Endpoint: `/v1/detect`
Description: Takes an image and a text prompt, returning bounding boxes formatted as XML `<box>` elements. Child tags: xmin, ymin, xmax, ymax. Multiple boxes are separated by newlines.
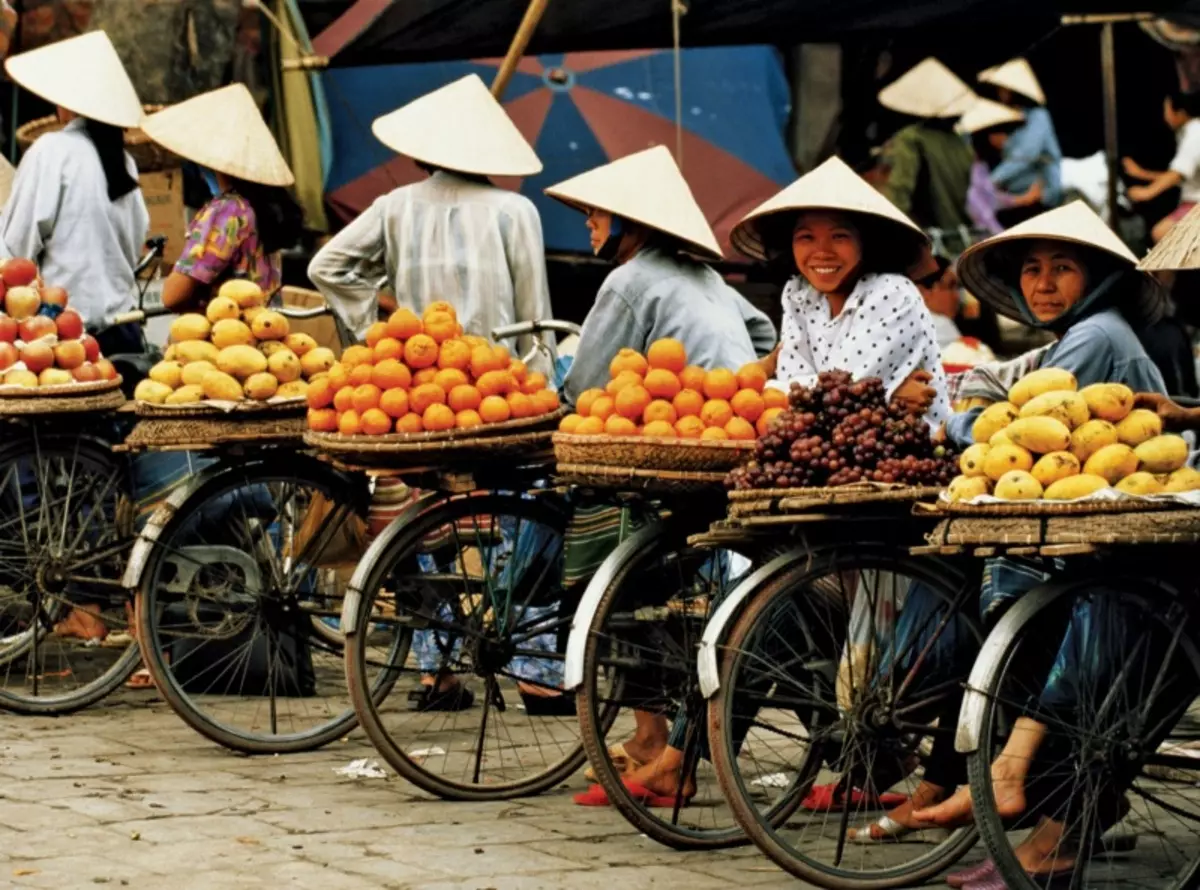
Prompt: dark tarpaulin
<box><xmin>301</xmin><ymin>0</ymin><xmax>1194</xmax><ymax>67</ymax></box>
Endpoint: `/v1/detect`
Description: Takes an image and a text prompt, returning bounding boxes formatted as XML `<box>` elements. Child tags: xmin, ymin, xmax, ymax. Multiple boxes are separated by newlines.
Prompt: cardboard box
<box><xmin>140</xmin><ymin>168</ymin><xmax>187</xmax><ymax>266</ymax></box>
<box><xmin>280</xmin><ymin>286</ymin><xmax>343</xmax><ymax>357</ymax></box>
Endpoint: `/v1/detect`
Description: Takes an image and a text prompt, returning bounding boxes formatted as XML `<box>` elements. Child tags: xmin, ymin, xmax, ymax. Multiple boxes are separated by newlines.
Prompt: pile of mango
<box><xmin>946</xmin><ymin>367</ymin><xmax>1200</xmax><ymax>502</ymax></box>
<box><xmin>133</xmin><ymin>280</ymin><xmax>336</xmax><ymax>405</ymax></box>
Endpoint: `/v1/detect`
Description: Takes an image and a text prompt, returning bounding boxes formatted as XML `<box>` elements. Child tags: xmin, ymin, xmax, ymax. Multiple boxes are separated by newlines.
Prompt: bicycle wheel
<box><xmin>0</xmin><ymin>430</ymin><xmax>139</xmax><ymax>714</ymax></box>
<box><xmin>134</xmin><ymin>453</ymin><xmax>387</xmax><ymax>753</ymax></box>
<box><xmin>965</xmin><ymin>572</ymin><xmax>1200</xmax><ymax>890</ymax></box>
<box><xmin>709</xmin><ymin>543</ymin><xmax>981</xmax><ymax>890</ymax></box>
<box><xmin>344</xmin><ymin>490</ymin><xmax>584</xmax><ymax>800</ymax></box>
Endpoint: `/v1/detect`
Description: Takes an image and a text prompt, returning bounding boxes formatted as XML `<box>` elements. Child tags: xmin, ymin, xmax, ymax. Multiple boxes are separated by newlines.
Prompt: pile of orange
<box><xmin>559</xmin><ymin>338</ymin><xmax>786</xmax><ymax>441</ymax></box>
<box><xmin>306</xmin><ymin>302</ymin><xmax>560</xmax><ymax>436</ymax></box>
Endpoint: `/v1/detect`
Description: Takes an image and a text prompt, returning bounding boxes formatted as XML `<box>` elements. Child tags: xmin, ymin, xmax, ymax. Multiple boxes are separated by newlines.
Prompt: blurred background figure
<box><xmin>1125</xmin><ymin>88</ymin><xmax>1200</xmax><ymax>242</ymax></box>
<box><xmin>959</xmin><ymin>97</ymin><xmax>1043</xmax><ymax>236</ymax></box>
<box><xmin>913</xmin><ymin>254</ymin><xmax>995</xmax><ymax>375</ymax></box>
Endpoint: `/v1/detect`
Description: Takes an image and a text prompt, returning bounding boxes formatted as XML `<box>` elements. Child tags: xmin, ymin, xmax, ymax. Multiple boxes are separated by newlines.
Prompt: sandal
<box><xmin>802</xmin><ymin>782</ymin><xmax>907</xmax><ymax>812</ymax></box>
<box><xmin>573</xmin><ymin>779</ymin><xmax>690</xmax><ymax>809</ymax></box>
<box><xmin>584</xmin><ymin>742</ymin><xmax>646</xmax><ymax>783</ymax></box>
<box><xmin>125</xmin><ymin>667</ymin><xmax>156</xmax><ymax>690</ymax></box>
<box><xmin>518</xmin><ymin>687</ymin><xmax>576</xmax><ymax>717</ymax></box>
<box><xmin>847</xmin><ymin>814</ymin><xmax>949</xmax><ymax>844</ymax></box>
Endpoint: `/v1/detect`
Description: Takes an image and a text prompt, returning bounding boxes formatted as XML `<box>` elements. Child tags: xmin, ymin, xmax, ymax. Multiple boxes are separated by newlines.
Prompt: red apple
<box><xmin>5</xmin><ymin>285</ymin><xmax>41</xmax><ymax>321</ymax></box>
<box><xmin>93</xmin><ymin>358</ymin><xmax>118</xmax><ymax>381</ymax></box>
<box><xmin>55</xmin><ymin>309</ymin><xmax>83</xmax><ymax>341</ymax></box>
<box><xmin>41</xmin><ymin>286</ymin><xmax>68</xmax><ymax>310</ymax></box>
<box><xmin>80</xmin><ymin>334</ymin><xmax>101</xmax><ymax>363</ymax></box>
<box><xmin>2</xmin><ymin>258</ymin><xmax>39</xmax><ymax>288</ymax></box>
<box><xmin>19</xmin><ymin>315</ymin><xmax>56</xmax><ymax>343</ymax></box>
<box><xmin>3</xmin><ymin>368</ymin><xmax>37</xmax><ymax>388</ymax></box>
<box><xmin>0</xmin><ymin>342</ymin><xmax>17</xmax><ymax>371</ymax></box>
<box><xmin>0</xmin><ymin>314</ymin><xmax>16</xmax><ymax>344</ymax></box>
<box><xmin>38</xmin><ymin>367</ymin><xmax>73</xmax><ymax>386</ymax></box>
<box><xmin>53</xmin><ymin>339</ymin><xmax>85</xmax><ymax>370</ymax></box>
<box><xmin>21</xmin><ymin>341</ymin><xmax>54</xmax><ymax>373</ymax></box>
<box><xmin>71</xmin><ymin>362</ymin><xmax>99</xmax><ymax>382</ymax></box>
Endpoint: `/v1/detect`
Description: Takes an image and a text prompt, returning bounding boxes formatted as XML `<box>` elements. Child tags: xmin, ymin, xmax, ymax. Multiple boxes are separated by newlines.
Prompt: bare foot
<box><xmin>625</xmin><ymin>746</ymin><xmax>695</xmax><ymax>800</ymax></box>
<box><xmin>847</xmin><ymin>781</ymin><xmax>945</xmax><ymax>840</ymax></box>
<box><xmin>53</xmin><ymin>605</ymin><xmax>108</xmax><ymax>641</ymax></box>
<box><xmin>912</xmin><ymin>764</ymin><xmax>1027</xmax><ymax>826</ymax></box>
<box><xmin>1015</xmin><ymin>818</ymin><xmax>1076</xmax><ymax>876</ymax></box>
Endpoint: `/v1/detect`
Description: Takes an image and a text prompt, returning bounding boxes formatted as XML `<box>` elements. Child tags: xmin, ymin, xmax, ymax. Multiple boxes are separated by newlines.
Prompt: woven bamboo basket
<box><xmin>133</xmin><ymin>398</ymin><xmax>306</xmax><ymax>419</ymax></box>
<box><xmin>556</xmin><ymin>462</ymin><xmax>728</xmax><ymax>494</ymax></box>
<box><xmin>922</xmin><ymin>509</ymin><xmax>1200</xmax><ymax>551</ymax></box>
<box><xmin>553</xmin><ymin>433</ymin><xmax>754</xmax><ymax>473</ymax></box>
<box><xmin>121</xmin><ymin>414</ymin><xmax>308</xmax><ymax>451</ymax></box>
<box><xmin>729</xmin><ymin>483</ymin><xmax>943</xmax><ymax>517</ymax></box>
<box><xmin>923</xmin><ymin>497</ymin><xmax>1183</xmax><ymax>517</ymax></box>
<box><xmin>16</xmin><ymin>106</ymin><xmax>178</xmax><ymax>171</ymax></box>
<box><xmin>0</xmin><ymin>376</ymin><xmax>125</xmax><ymax>415</ymax></box>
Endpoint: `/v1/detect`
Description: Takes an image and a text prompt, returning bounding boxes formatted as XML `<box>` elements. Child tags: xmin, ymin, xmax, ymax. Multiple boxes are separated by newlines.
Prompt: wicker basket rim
<box><xmin>0</xmin><ymin>376</ymin><xmax>123</xmax><ymax>398</ymax></box>
<box><xmin>552</xmin><ymin>432</ymin><xmax>754</xmax><ymax>451</ymax></box>
<box><xmin>134</xmin><ymin>398</ymin><xmax>306</xmax><ymax>418</ymax></box>
<box><xmin>557</xmin><ymin>462</ymin><xmax>727</xmax><ymax>482</ymax></box>
<box><xmin>305</xmin><ymin>427</ymin><xmax>555</xmax><ymax>454</ymax></box>
<box><xmin>0</xmin><ymin>388</ymin><xmax>124</xmax><ymax>415</ymax></box>
<box><xmin>926</xmin><ymin>498</ymin><xmax>1184</xmax><ymax>516</ymax></box>
<box><xmin>728</xmin><ymin>482</ymin><xmax>938</xmax><ymax>501</ymax></box>
<box><xmin>308</xmin><ymin>409</ymin><xmax>565</xmax><ymax>450</ymax></box>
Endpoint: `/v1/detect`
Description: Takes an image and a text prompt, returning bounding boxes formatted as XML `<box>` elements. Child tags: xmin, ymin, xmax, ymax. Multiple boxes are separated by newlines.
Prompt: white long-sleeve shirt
<box><xmin>0</xmin><ymin>118</ymin><xmax>148</xmax><ymax>328</ymax></box>
<box><xmin>307</xmin><ymin>171</ymin><xmax>554</xmax><ymax>368</ymax></box>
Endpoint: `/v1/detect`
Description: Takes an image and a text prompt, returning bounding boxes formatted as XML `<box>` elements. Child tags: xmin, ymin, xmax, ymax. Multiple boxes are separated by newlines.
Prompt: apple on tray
<box><xmin>38</xmin><ymin>367</ymin><xmax>74</xmax><ymax>386</ymax></box>
<box><xmin>41</xmin><ymin>286</ymin><xmax>68</xmax><ymax>311</ymax></box>
<box><xmin>19</xmin><ymin>314</ymin><xmax>56</xmax><ymax>343</ymax></box>
<box><xmin>54</xmin><ymin>308</ymin><xmax>83</xmax><ymax>340</ymax></box>
<box><xmin>3</xmin><ymin>369</ymin><xmax>38</xmax><ymax>388</ymax></box>
<box><xmin>93</xmin><ymin>358</ymin><xmax>118</xmax><ymax>381</ymax></box>
<box><xmin>53</xmin><ymin>339</ymin><xmax>86</xmax><ymax>370</ymax></box>
<box><xmin>20</xmin><ymin>341</ymin><xmax>54</xmax><ymax>373</ymax></box>
<box><xmin>5</xmin><ymin>285</ymin><xmax>41</xmax><ymax>321</ymax></box>
<box><xmin>2</xmin><ymin>258</ymin><xmax>39</xmax><ymax>288</ymax></box>
<box><xmin>0</xmin><ymin>314</ymin><xmax>17</xmax><ymax>344</ymax></box>
<box><xmin>0</xmin><ymin>342</ymin><xmax>17</xmax><ymax>371</ymax></box>
<box><xmin>80</xmin><ymin>334</ymin><xmax>100</xmax><ymax>363</ymax></box>
<box><xmin>71</xmin><ymin>362</ymin><xmax>99</xmax><ymax>382</ymax></box>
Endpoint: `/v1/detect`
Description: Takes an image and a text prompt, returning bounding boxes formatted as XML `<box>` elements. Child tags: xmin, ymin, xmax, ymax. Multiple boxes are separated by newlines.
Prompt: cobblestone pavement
<box><xmin>0</xmin><ymin>691</ymin><xmax>808</xmax><ymax>890</ymax></box>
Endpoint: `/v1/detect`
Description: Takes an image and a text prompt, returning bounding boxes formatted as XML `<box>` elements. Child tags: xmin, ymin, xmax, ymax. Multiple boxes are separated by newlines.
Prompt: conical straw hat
<box><xmin>0</xmin><ymin>156</ymin><xmax>14</xmax><ymax>208</ymax></box>
<box><xmin>958</xmin><ymin>201</ymin><xmax>1164</xmax><ymax>325</ymax></box>
<box><xmin>730</xmin><ymin>156</ymin><xmax>927</xmax><ymax>267</ymax></box>
<box><xmin>140</xmin><ymin>84</ymin><xmax>294</xmax><ymax>187</ymax></box>
<box><xmin>1138</xmin><ymin>203</ymin><xmax>1200</xmax><ymax>271</ymax></box>
<box><xmin>957</xmin><ymin>98</ymin><xmax>1024</xmax><ymax>135</ymax></box>
<box><xmin>544</xmin><ymin>145</ymin><xmax>723</xmax><ymax>260</ymax></box>
<box><xmin>978</xmin><ymin>58</ymin><xmax>1046</xmax><ymax>106</ymax></box>
<box><xmin>878</xmin><ymin>57</ymin><xmax>976</xmax><ymax>119</ymax></box>
<box><xmin>6</xmin><ymin>31</ymin><xmax>141</xmax><ymax>129</ymax></box>
<box><xmin>372</xmin><ymin>74</ymin><xmax>541</xmax><ymax>178</ymax></box>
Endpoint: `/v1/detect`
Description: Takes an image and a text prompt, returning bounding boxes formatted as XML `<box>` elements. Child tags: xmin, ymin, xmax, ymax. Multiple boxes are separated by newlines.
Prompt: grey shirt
<box><xmin>562</xmin><ymin>246</ymin><xmax>776</xmax><ymax>405</ymax></box>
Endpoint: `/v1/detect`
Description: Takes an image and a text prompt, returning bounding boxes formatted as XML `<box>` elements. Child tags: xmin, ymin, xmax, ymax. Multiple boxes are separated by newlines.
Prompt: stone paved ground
<box><xmin>0</xmin><ymin>691</ymin><xmax>809</xmax><ymax>890</ymax></box>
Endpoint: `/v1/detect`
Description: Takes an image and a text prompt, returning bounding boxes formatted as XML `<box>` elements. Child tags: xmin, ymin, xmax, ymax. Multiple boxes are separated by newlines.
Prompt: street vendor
<box><xmin>139</xmin><ymin>83</ymin><xmax>303</xmax><ymax>310</ymax></box>
<box><xmin>307</xmin><ymin>74</ymin><xmax>555</xmax><ymax>373</ymax></box>
<box><xmin>0</xmin><ymin>30</ymin><xmax>148</xmax><ymax>355</ymax></box>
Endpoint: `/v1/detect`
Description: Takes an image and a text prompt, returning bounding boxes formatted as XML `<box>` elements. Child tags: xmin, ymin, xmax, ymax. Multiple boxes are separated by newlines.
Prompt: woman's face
<box><xmin>586</xmin><ymin>209</ymin><xmax>612</xmax><ymax>256</ymax></box>
<box><xmin>792</xmin><ymin>212</ymin><xmax>864</xmax><ymax>295</ymax></box>
<box><xmin>1019</xmin><ymin>241</ymin><xmax>1089</xmax><ymax>323</ymax></box>
<box><xmin>918</xmin><ymin>265</ymin><xmax>960</xmax><ymax>318</ymax></box>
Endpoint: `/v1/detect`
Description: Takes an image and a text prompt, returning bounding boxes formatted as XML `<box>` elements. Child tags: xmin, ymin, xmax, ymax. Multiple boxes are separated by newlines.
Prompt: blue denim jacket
<box><xmin>991</xmin><ymin>107</ymin><xmax>1064</xmax><ymax>206</ymax></box>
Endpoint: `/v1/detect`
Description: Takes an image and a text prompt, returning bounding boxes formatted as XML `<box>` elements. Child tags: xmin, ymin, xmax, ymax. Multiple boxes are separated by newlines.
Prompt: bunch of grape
<box><xmin>726</xmin><ymin>369</ymin><xmax>957</xmax><ymax>491</ymax></box>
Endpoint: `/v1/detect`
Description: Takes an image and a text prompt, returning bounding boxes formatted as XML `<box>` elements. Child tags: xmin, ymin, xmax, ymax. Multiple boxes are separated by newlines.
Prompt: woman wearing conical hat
<box><xmin>307</xmin><ymin>74</ymin><xmax>555</xmax><ymax>372</ymax></box>
<box><xmin>549</xmin><ymin>145</ymin><xmax>776</xmax><ymax>407</ymax></box>
<box><xmin>959</xmin><ymin>97</ymin><xmax>1042</xmax><ymax>237</ymax></box>
<box><xmin>139</xmin><ymin>83</ymin><xmax>302</xmax><ymax>310</ymax></box>
<box><xmin>0</xmin><ymin>31</ymin><xmax>148</xmax><ymax>352</ymax></box>
<box><xmin>977</xmin><ymin>57</ymin><xmax>1063</xmax><ymax>225</ymax></box>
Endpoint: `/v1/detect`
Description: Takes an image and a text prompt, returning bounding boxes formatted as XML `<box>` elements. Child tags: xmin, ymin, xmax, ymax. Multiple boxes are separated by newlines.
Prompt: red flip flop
<box><xmin>573</xmin><ymin>780</ymin><xmax>685</xmax><ymax>808</ymax></box>
<box><xmin>801</xmin><ymin>783</ymin><xmax>907</xmax><ymax>812</ymax></box>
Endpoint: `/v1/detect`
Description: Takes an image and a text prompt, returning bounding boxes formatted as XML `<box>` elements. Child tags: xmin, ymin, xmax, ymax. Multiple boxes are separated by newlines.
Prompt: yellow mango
<box><xmin>201</xmin><ymin>370</ymin><xmax>244</xmax><ymax>401</ymax></box>
<box><xmin>1031</xmin><ymin>451</ymin><xmax>1080</xmax><ymax>487</ymax></box>
<box><xmin>994</xmin><ymin>470</ymin><xmax>1043</xmax><ymax>501</ymax></box>
<box><xmin>175</xmin><ymin>340</ymin><xmax>219</xmax><ymax>365</ymax></box>
<box><xmin>1115</xmin><ymin>409</ymin><xmax>1163</xmax><ymax>447</ymax></box>
<box><xmin>959</xmin><ymin>443</ymin><xmax>991</xmax><ymax>477</ymax></box>
<box><xmin>1079</xmin><ymin>383</ymin><xmax>1133</xmax><ymax>423</ymax></box>
<box><xmin>243</xmin><ymin>372</ymin><xmax>279</xmax><ymax>401</ymax></box>
<box><xmin>1019</xmin><ymin>390</ymin><xmax>1089</xmax><ymax>429</ymax></box>
<box><xmin>267</xmin><ymin>349</ymin><xmax>303</xmax><ymax>383</ymax></box>
<box><xmin>300</xmin><ymin>347</ymin><xmax>337</xmax><ymax>378</ymax></box>
<box><xmin>259</xmin><ymin>340</ymin><xmax>292</xmax><ymax>357</ymax></box>
<box><xmin>250</xmin><ymin>310</ymin><xmax>290</xmax><ymax>341</ymax></box>
<box><xmin>276</xmin><ymin>379</ymin><xmax>309</xmax><ymax>399</ymax></box>
<box><xmin>133</xmin><ymin>379</ymin><xmax>172</xmax><ymax>404</ymax></box>
<box><xmin>284</xmin><ymin>332</ymin><xmax>318</xmax><ymax>357</ymax></box>
<box><xmin>163</xmin><ymin>344</ymin><xmax>177</xmax><ymax>362</ymax></box>
<box><xmin>1069</xmin><ymin>419</ymin><xmax>1118</xmax><ymax>463</ymax></box>
<box><xmin>947</xmin><ymin>475</ymin><xmax>991</xmax><ymax>502</ymax></box>
<box><xmin>1005</xmin><ymin>416</ymin><xmax>1072</xmax><ymax>454</ymax></box>
<box><xmin>1115</xmin><ymin>472</ymin><xmax>1164</xmax><ymax>496</ymax></box>
<box><xmin>216</xmin><ymin>344</ymin><xmax>269</xmax><ymax>380</ymax></box>
<box><xmin>169</xmin><ymin>313</ymin><xmax>211</xmax><ymax>343</ymax></box>
<box><xmin>1043</xmin><ymin>474</ymin><xmax>1110</xmax><ymax>500</ymax></box>
<box><xmin>983</xmin><ymin>443</ymin><xmax>1034</xmax><ymax>481</ymax></box>
<box><xmin>972</xmin><ymin>401</ymin><xmax>1019</xmax><ymax>444</ymax></box>
<box><xmin>218</xmin><ymin>279</ymin><xmax>265</xmax><ymax>308</ymax></box>
<box><xmin>989</xmin><ymin>429</ymin><xmax>1014</xmax><ymax>447</ymax></box>
<box><xmin>148</xmin><ymin>360</ymin><xmax>183</xmax><ymax>389</ymax></box>
<box><xmin>1008</xmin><ymin>367</ymin><xmax>1078</xmax><ymax>407</ymax></box>
<box><xmin>1133</xmin><ymin>435</ymin><xmax>1189</xmax><ymax>473</ymax></box>
<box><xmin>205</xmin><ymin>296</ymin><xmax>241</xmax><ymax>324</ymax></box>
<box><xmin>165</xmin><ymin>384</ymin><xmax>204</xmax><ymax>405</ymax></box>
<box><xmin>180</xmin><ymin>360</ymin><xmax>218</xmax><ymax>387</ymax></box>
<box><xmin>1083</xmin><ymin>443</ymin><xmax>1139</xmax><ymax>484</ymax></box>
<box><xmin>1162</xmin><ymin>466</ymin><xmax>1200</xmax><ymax>493</ymax></box>
<box><xmin>211</xmin><ymin>318</ymin><xmax>255</xmax><ymax>350</ymax></box>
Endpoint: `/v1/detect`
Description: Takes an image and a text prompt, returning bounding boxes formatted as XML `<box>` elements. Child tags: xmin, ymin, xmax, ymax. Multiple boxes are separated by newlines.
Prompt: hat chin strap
<box><xmin>1011</xmin><ymin>269</ymin><xmax>1124</xmax><ymax>331</ymax></box>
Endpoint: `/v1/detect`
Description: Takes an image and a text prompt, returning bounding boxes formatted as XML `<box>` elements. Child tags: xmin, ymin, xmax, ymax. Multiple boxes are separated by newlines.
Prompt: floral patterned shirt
<box><xmin>174</xmin><ymin>192</ymin><xmax>280</xmax><ymax>294</ymax></box>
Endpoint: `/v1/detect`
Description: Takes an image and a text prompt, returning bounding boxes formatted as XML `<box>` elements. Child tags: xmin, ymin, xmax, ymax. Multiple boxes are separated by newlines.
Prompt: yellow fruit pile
<box><xmin>134</xmin><ymin>280</ymin><xmax>335</xmax><ymax>406</ymax></box>
<box><xmin>558</xmin><ymin>339</ymin><xmax>787</xmax><ymax>440</ymax></box>
<box><xmin>947</xmin><ymin>367</ymin><xmax>1200</xmax><ymax>502</ymax></box>
<box><xmin>305</xmin><ymin>302</ymin><xmax>560</xmax><ymax>436</ymax></box>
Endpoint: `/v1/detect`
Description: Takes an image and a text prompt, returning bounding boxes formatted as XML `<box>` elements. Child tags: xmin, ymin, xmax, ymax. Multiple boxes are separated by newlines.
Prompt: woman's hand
<box><xmin>1134</xmin><ymin>392</ymin><xmax>1196</xmax><ymax>431</ymax></box>
<box><xmin>931</xmin><ymin>423</ymin><xmax>947</xmax><ymax>445</ymax></box>
<box><xmin>758</xmin><ymin>344</ymin><xmax>780</xmax><ymax>380</ymax></box>
<box><xmin>893</xmin><ymin>369</ymin><xmax>936</xmax><ymax>414</ymax></box>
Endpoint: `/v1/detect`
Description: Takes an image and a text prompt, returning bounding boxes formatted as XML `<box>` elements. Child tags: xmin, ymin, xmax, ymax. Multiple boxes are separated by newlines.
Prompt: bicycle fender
<box><xmin>562</xmin><ymin>522</ymin><xmax>663</xmax><ymax>691</ymax></box>
<box><xmin>697</xmin><ymin>547</ymin><xmax>817</xmax><ymax>700</ymax></box>
<box><xmin>340</xmin><ymin>489</ymin><xmax>447</xmax><ymax>636</ymax></box>
<box><xmin>955</xmin><ymin>581</ymin><xmax>1071</xmax><ymax>754</ymax></box>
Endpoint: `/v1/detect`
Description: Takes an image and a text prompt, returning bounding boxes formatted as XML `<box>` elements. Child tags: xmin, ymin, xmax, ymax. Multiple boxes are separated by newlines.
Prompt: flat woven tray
<box><xmin>0</xmin><ymin>376</ymin><xmax>123</xmax><ymax>398</ymax></box>
<box><xmin>729</xmin><ymin>483</ymin><xmax>943</xmax><ymax>517</ymax></box>
<box><xmin>120</xmin><ymin>414</ymin><xmax>307</xmax><ymax>451</ymax></box>
<box><xmin>556</xmin><ymin>462</ymin><xmax>728</xmax><ymax>494</ymax></box>
<box><xmin>0</xmin><ymin>387</ymin><xmax>125</xmax><ymax>416</ymax></box>
<box><xmin>134</xmin><ymin>398</ymin><xmax>306</xmax><ymax>419</ymax></box>
<box><xmin>553</xmin><ymin>433</ymin><xmax>753</xmax><ymax>473</ymax></box>
<box><xmin>918</xmin><ymin>497</ymin><xmax>1183</xmax><ymax>517</ymax></box>
<box><xmin>921</xmin><ymin>509</ymin><xmax>1200</xmax><ymax>551</ymax></box>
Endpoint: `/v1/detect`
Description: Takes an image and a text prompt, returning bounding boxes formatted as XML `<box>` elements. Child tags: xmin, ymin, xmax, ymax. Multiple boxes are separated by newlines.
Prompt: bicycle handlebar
<box><xmin>277</xmin><ymin>305</ymin><xmax>331</xmax><ymax>320</ymax></box>
<box><xmin>491</xmin><ymin>320</ymin><xmax>581</xmax><ymax>341</ymax></box>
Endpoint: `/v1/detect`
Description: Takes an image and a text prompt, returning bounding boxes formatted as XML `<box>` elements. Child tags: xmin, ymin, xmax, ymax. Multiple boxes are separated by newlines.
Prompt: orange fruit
<box><xmin>476</xmin><ymin>369</ymin><xmax>515</xmax><ymax>397</ymax></box>
<box><xmin>470</xmin><ymin>345</ymin><xmax>503</xmax><ymax>378</ymax></box>
<box><xmin>423</xmin><ymin>300</ymin><xmax>457</xmax><ymax>322</ymax></box>
<box><xmin>615</xmin><ymin>384</ymin><xmax>652</xmax><ymax>420</ymax></box>
<box><xmin>373</xmin><ymin>337</ymin><xmax>404</xmax><ymax>363</ymax></box>
<box><xmin>507</xmin><ymin>391</ymin><xmax>535</xmax><ymax>419</ymax></box>
<box><xmin>342</xmin><ymin>345</ymin><xmax>374</xmax><ymax>369</ymax></box>
<box><xmin>493</xmin><ymin>344</ymin><xmax>512</xmax><ymax>367</ymax></box>
<box><xmin>360</xmin><ymin>408</ymin><xmax>392</xmax><ymax>436</ymax></box>
<box><xmin>675</xmin><ymin>415</ymin><xmax>706</xmax><ymax>439</ymax></box>
<box><xmin>508</xmin><ymin>359</ymin><xmax>528</xmax><ymax>384</ymax></box>
<box><xmin>604</xmin><ymin>415</ymin><xmax>638</xmax><ymax>436</ymax></box>
<box><xmin>438</xmin><ymin>339</ymin><xmax>471</xmax><ymax>370</ymax></box>
<box><xmin>307</xmin><ymin>407</ymin><xmax>337</xmax><ymax>432</ymax></box>
<box><xmin>644</xmin><ymin>368</ymin><xmax>682</xmax><ymax>400</ymax></box>
<box><xmin>413</xmin><ymin>367</ymin><xmax>438</xmax><ymax>387</ymax></box>
<box><xmin>423</xmin><ymin>310</ymin><xmax>458</xmax><ymax>343</ymax></box>
<box><xmin>337</xmin><ymin>409</ymin><xmax>361</xmax><ymax>436</ymax></box>
<box><xmin>521</xmin><ymin>371</ymin><xmax>548</xmax><ymax>394</ymax></box>
<box><xmin>348</xmin><ymin>362</ymin><xmax>375</xmax><ymax>386</ymax></box>
<box><xmin>409</xmin><ymin>382</ymin><xmax>447</xmax><ymax>415</ymax></box>
<box><xmin>679</xmin><ymin>365</ymin><xmax>707</xmax><ymax>392</ymax></box>
<box><xmin>386</xmin><ymin>308</ymin><xmax>423</xmax><ymax>340</ymax></box>
<box><xmin>701</xmin><ymin>426</ymin><xmax>729</xmax><ymax>441</ymax></box>
<box><xmin>576</xmin><ymin>388</ymin><xmax>605</xmax><ymax>417</ymax></box>
<box><xmin>609</xmin><ymin>348</ymin><xmax>649</xmax><ymax>378</ymax></box>
<box><xmin>531</xmin><ymin>389</ymin><xmax>560</xmax><ymax>415</ymax></box>
<box><xmin>672</xmin><ymin>388</ymin><xmax>704</xmax><ymax>418</ymax></box>
<box><xmin>423</xmin><ymin>403</ymin><xmax>456</xmax><ymax>431</ymax></box>
<box><xmin>763</xmin><ymin>387</ymin><xmax>788</xmax><ymax>409</ymax></box>
<box><xmin>456</xmin><ymin>409</ymin><xmax>483</xmax><ymax>429</ymax></box>
<box><xmin>736</xmin><ymin>362</ymin><xmax>768</xmax><ymax>393</ymax></box>
<box><xmin>380</xmin><ymin>388</ymin><xmax>410</xmax><ymax>419</ymax></box>
<box><xmin>479</xmin><ymin>394</ymin><xmax>511</xmax><ymax>424</ymax></box>
<box><xmin>559</xmin><ymin>413</ymin><xmax>584</xmax><ymax>433</ymax></box>
<box><xmin>703</xmin><ymin>368</ymin><xmax>739</xmax><ymax>401</ymax></box>
<box><xmin>647</xmin><ymin>338</ymin><xmax>687</xmax><ymax>373</ymax></box>
<box><xmin>757</xmin><ymin>406</ymin><xmax>785</xmax><ymax>436</ymax></box>
<box><xmin>396</xmin><ymin>412</ymin><xmax>424</xmax><ymax>434</ymax></box>
<box><xmin>643</xmin><ymin>420</ymin><xmax>678</xmax><ymax>439</ymax></box>
<box><xmin>643</xmin><ymin>399</ymin><xmax>678</xmax><ymax>425</ymax></box>
<box><xmin>306</xmin><ymin>376</ymin><xmax>336</xmax><ymax>409</ymax></box>
<box><xmin>434</xmin><ymin>368</ymin><xmax>469</xmax><ymax>392</ymax></box>
<box><xmin>725</xmin><ymin>416</ymin><xmax>757</xmax><ymax>441</ymax></box>
<box><xmin>351</xmin><ymin>383</ymin><xmax>382</xmax><ymax>413</ymax></box>
<box><xmin>333</xmin><ymin>386</ymin><xmax>355</xmax><ymax>413</ymax></box>
<box><xmin>588</xmin><ymin>395</ymin><xmax>615</xmax><ymax>420</ymax></box>
<box><xmin>576</xmin><ymin>416</ymin><xmax>605</xmax><ymax>435</ymax></box>
<box><xmin>448</xmin><ymin>384</ymin><xmax>482</xmax><ymax>413</ymax></box>
<box><xmin>731</xmin><ymin>388</ymin><xmax>766</xmax><ymax>422</ymax></box>
<box><xmin>326</xmin><ymin>362</ymin><xmax>350</xmax><ymax>390</ymax></box>
<box><xmin>404</xmin><ymin>334</ymin><xmax>439</xmax><ymax>369</ymax></box>
<box><xmin>365</xmin><ymin>322</ymin><xmax>389</xmax><ymax>349</ymax></box>
<box><xmin>700</xmin><ymin>399</ymin><xmax>734</xmax><ymax>428</ymax></box>
<box><xmin>461</xmin><ymin>334</ymin><xmax>488</xmax><ymax>349</ymax></box>
<box><xmin>372</xmin><ymin>358</ymin><xmax>412</xmax><ymax>391</ymax></box>
<box><xmin>606</xmin><ymin>370</ymin><xmax>644</xmax><ymax>396</ymax></box>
